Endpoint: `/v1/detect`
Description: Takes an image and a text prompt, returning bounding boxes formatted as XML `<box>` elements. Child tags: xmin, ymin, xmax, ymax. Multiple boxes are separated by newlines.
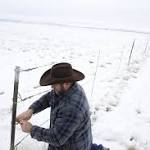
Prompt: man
<box><xmin>16</xmin><ymin>62</ymin><xmax>93</xmax><ymax>150</ymax></box>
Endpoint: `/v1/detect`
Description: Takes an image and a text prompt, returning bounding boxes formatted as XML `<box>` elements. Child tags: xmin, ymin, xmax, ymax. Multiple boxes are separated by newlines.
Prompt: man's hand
<box><xmin>20</xmin><ymin>120</ymin><xmax>32</xmax><ymax>133</ymax></box>
<box><xmin>16</xmin><ymin>109</ymin><xmax>33</xmax><ymax>123</ymax></box>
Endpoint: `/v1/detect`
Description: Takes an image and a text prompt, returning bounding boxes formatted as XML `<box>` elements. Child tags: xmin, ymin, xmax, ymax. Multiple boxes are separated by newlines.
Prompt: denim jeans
<box><xmin>91</xmin><ymin>144</ymin><xmax>110</xmax><ymax>150</ymax></box>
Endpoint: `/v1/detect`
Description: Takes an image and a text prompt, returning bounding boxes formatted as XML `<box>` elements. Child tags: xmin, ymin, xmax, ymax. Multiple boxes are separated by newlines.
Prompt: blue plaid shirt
<box><xmin>29</xmin><ymin>83</ymin><xmax>92</xmax><ymax>150</ymax></box>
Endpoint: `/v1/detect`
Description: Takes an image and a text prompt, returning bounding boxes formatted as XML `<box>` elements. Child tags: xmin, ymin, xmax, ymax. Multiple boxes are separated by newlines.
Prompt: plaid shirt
<box><xmin>29</xmin><ymin>83</ymin><xmax>92</xmax><ymax>150</ymax></box>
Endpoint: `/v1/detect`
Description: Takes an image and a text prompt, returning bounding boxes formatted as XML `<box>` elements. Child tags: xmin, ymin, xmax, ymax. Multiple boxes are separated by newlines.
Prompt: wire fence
<box><xmin>14</xmin><ymin>119</ymin><xmax>50</xmax><ymax>149</ymax></box>
<box><xmin>10</xmin><ymin>38</ymin><xmax>150</xmax><ymax>150</ymax></box>
<box><xmin>10</xmin><ymin>63</ymin><xmax>54</xmax><ymax>150</ymax></box>
<box><xmin>11</xmin><ymin>61</ymin><xmax>96</xmax><ymax>150</ymax></box>
<box><xmin>10</xmin><ymin>51</ymin><xmax>104</xmax><ymax>150</ymax></box>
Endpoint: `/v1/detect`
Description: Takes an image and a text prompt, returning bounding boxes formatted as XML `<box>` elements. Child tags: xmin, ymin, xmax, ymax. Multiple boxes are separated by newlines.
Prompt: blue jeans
<box><xmin>91</xmin><ymin>144</ymin><xmax>110</xmax><ymax>150</ymax></box>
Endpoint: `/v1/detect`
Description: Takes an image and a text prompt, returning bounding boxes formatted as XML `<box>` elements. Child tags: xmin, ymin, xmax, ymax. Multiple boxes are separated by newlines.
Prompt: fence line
<box><xmin>10</xmin><ymin>42</ymin><xmax>146</xmax><ymax>149</ymax></box>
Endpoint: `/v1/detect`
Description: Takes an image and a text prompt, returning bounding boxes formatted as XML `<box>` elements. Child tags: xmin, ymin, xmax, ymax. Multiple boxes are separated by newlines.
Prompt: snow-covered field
<box><xmin>0</xmin><ymin>20</ymin><xmax>150</xmax><ymax>150</ymax></box>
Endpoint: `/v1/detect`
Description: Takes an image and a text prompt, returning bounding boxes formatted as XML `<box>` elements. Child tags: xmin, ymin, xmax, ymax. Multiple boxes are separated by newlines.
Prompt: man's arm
<box><xmin>30</xmin><ymin>105</ymin><xmax>81</xmax><ymax>147</ymax></box>
<box><xmin>16</xmin><ymin>91</ymin><xmax>53</xmax><ymax>123</ymax></box>
<box><xmin>16</xmin><ymin>109</ymin><xmax>33</xmax><ymax>123</ymax></box>
<box><xmin>29</xmin><ymin>91</ymin><xmax>52</xmax><ymax>114</ymax></box>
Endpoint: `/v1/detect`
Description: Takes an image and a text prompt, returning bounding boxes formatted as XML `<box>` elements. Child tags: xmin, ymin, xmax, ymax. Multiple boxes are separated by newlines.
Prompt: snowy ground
<box><xmin>0</xmin><ymin>20</ymin><xmax>150</xmax><ymax>150</ymax></box>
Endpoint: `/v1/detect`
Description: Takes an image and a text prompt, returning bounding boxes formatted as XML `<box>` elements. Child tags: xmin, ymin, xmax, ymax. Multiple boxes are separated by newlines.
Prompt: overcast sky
<box><xmin>0</xmin><ymin>0</ymin><xmax>150</xmax><ymax>30</ymax></box>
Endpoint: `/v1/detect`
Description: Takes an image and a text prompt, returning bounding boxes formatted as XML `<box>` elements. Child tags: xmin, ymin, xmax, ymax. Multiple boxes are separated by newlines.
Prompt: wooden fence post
<box><xmin>10</xmin><ymin>66</ymin><xmax>20</xmax><ymax>150</ymax></box>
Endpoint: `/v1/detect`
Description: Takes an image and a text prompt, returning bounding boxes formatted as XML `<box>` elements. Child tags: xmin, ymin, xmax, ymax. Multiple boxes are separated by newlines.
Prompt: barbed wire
<box><xmin>20</xmin><ymin>63</ymin><xmax>54</xmax><ymax>73</ymax></box>
<box><xmin>15</xmin><ymin>119</ymin><xmax>50</xmax><ymax>149</ymax></box>
<box><xmin>21</xmin><ymin>90</ymin><xmax>50</xmax><ymax>101</ymax></box>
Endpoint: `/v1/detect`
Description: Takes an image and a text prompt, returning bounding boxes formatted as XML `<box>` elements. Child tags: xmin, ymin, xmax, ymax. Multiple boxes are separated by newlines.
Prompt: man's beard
<box><xmin>53</xmin><ymin>85</ymin><xmax>66</xmax><ymax>95</ymax></box>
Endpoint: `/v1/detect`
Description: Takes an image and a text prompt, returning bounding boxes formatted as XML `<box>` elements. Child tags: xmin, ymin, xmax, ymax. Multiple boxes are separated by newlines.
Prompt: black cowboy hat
<box><xmin>40</xmin><ymin>62</ymin><xmax>85</xmax><ymax>86</ymax></box>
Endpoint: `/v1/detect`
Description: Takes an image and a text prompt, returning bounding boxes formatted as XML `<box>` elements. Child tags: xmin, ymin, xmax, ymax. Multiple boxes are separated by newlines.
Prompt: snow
<box><xmin>0</xmin><ymin>19</ymin><xmax>150</xmax><ymax>150</ymax></box>
<box><xmin>93</xmin><ymin>58</ymin><xmax>150</xmax><ymax>150</ymax></box>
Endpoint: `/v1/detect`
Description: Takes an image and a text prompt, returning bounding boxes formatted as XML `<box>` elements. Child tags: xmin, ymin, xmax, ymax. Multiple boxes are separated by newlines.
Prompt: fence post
<box><xmin>144</xmin><ymin>40</ymin><xmax>149</xmax><ymax>53</ymax></box>
<box><xmin>91</xmin><ymin>49</ymin><xmax>101</xmax><ymax>99</ymax></box>
<box><xmin>10</xmin><ymin>66</ymin><xmax>20</xmax><ymax>150</ymax></box>
<box><xmin>128</xmin><ymin>39</ymin><xmax>136</xmax><ymax>66</ymax></box>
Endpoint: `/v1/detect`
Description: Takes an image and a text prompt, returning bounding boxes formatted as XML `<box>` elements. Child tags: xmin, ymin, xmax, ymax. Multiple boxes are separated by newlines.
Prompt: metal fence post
<box><xmin>128</xmin><ymin>39</ymin><xmax>136</xmax><ymax>66</ymax></box>
<box><xmin>10</xmin><ymin>66</ymin><xmax>20</xmax><ymax>150</ymax></box>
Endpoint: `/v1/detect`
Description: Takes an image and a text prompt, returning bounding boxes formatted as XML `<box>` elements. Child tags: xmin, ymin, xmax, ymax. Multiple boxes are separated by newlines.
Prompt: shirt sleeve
<box><xmin>29</xmin><ymin>91</ymin><xmax>53</xmax><ymax>114</ymax></box>
<box><xmin>30</xmin><ymin>105</ymin><xmax>81</xmax><ymax>147</ymax></box>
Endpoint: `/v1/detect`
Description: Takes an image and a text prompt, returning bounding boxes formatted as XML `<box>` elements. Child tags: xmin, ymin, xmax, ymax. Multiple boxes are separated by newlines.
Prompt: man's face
<box><xmin>51</xmin><ymin>82</ymin><xmax>72</xmax><ymax>94</ymax></box>
<box><xmin>51</xmin><ymin>83</ymin><xmax>62</xmax><ymax>93</ymax></box>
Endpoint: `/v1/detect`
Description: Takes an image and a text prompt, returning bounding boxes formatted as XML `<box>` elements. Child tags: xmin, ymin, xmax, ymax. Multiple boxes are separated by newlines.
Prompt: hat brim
<box><xmin>40</xmin><ymin>68</ymin><xmax>85</xmax><ymax>86</ymax></box>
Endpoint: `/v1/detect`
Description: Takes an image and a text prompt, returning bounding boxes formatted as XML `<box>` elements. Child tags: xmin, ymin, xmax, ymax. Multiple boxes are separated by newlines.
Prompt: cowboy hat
<box><xmin>40</xmin><ymin>62</ymin><xmax>85</xmax><ymax>86</ymax></box>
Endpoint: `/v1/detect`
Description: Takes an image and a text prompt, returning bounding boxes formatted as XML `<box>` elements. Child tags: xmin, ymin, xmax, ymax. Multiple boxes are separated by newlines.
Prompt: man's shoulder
<box><xmin>64</xmin><ymin>83</ymin><xmax>88</xmax><ymax>110</ymax></box>
<box><xmin>71</xmin><ymin>83</ymin><xmax>85</xmax><ymax>96</ymax></box>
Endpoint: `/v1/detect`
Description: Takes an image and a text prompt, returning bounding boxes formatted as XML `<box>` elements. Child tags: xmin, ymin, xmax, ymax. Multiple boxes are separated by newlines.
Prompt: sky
<box><xmin>0</xmin><ymin>0</ymin><xmax>150</xmax><ymax>30</ymax></box>
<box><xmin>0</xmin><ymin>0</ymin><xmax>149</xmax><ymax>18</ymax></box>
